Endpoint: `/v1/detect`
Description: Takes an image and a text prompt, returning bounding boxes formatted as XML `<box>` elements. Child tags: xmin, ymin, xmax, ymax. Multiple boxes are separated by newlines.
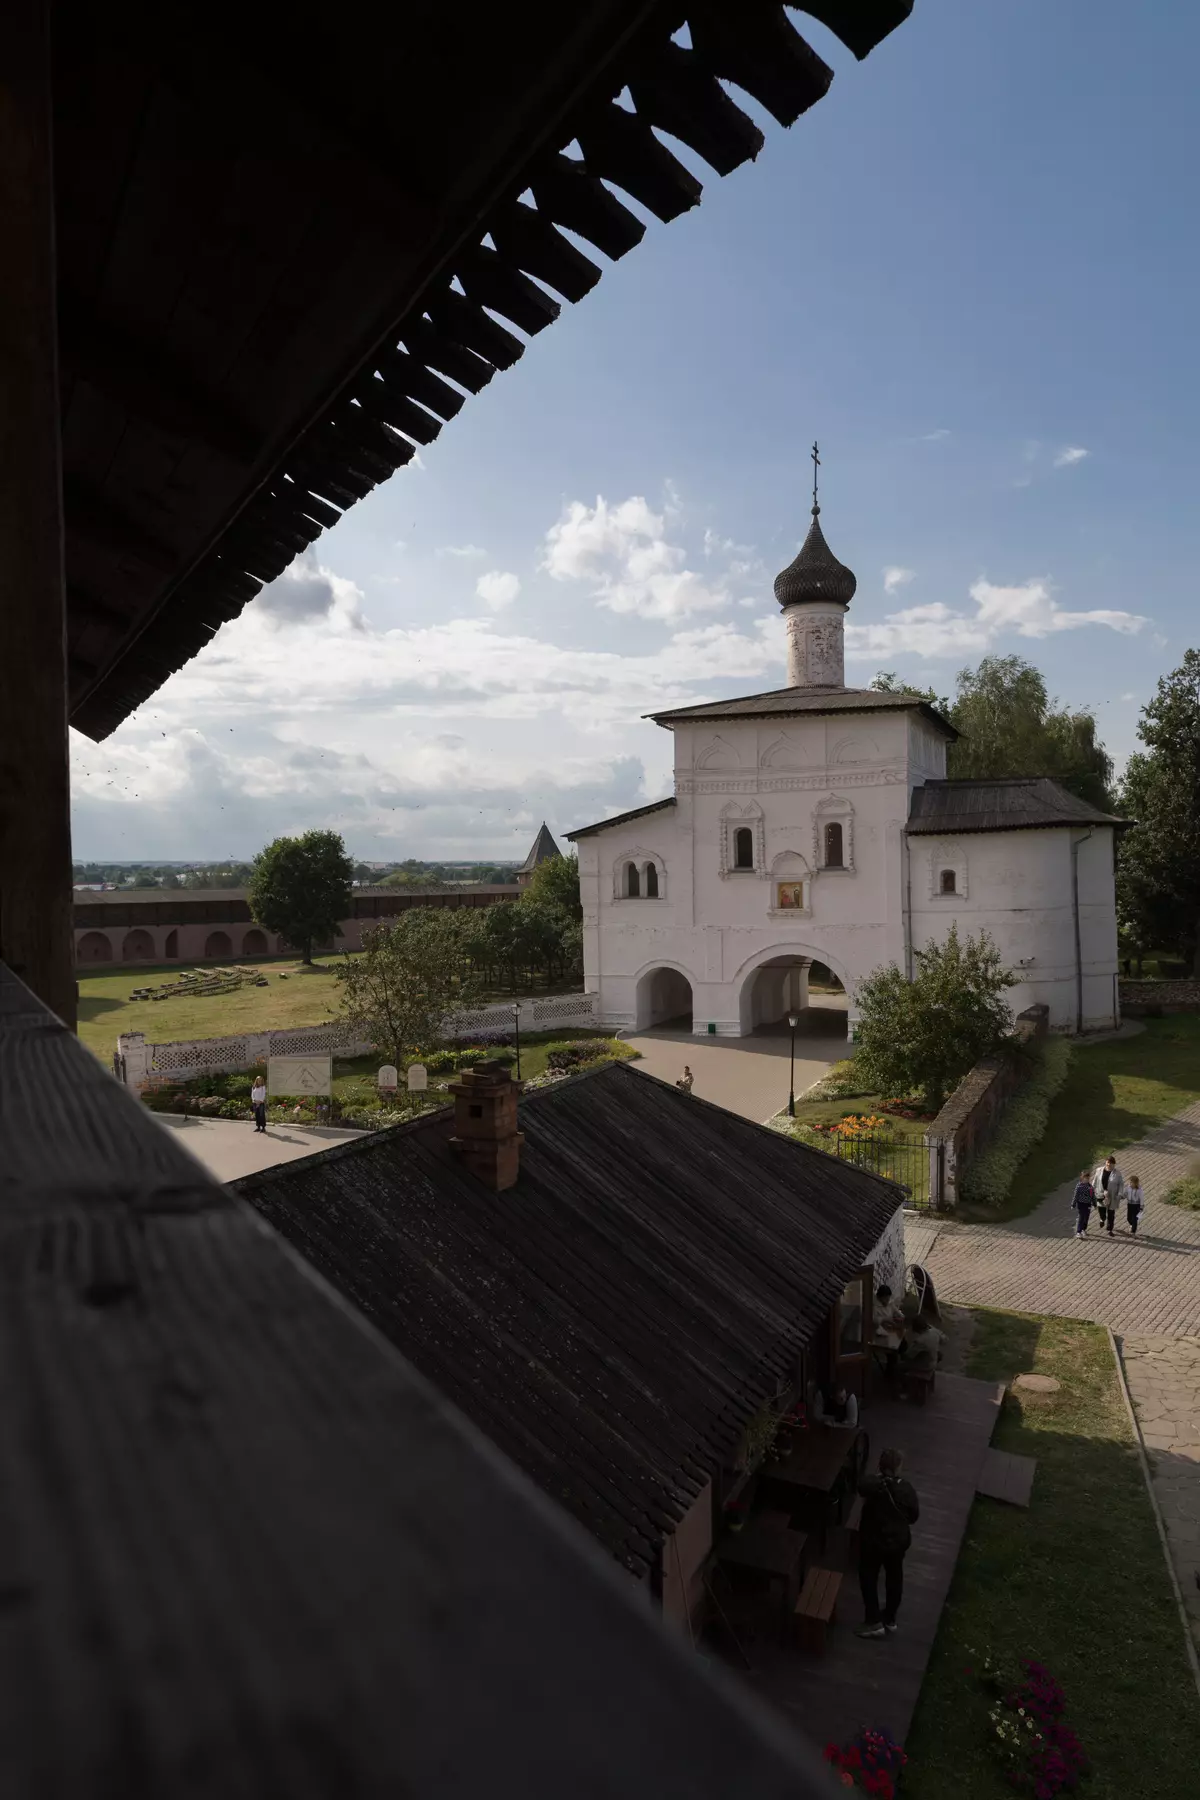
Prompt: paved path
<box><xmin>624</xmin><ymin>1001</ymin><xmax>847</xmax><ymax>1124</ymax></box>
<box><xmin>906</xmin><ymin>1099</ymin><xmax>1200</xmax><ymax>1663</ymax></box>
<box><xmin>155</xmin><ymin>1113</ymin><xmax>364</xmax><ymax>1182</ymax></box>
<box><xmin>907</xmin><ymin>1099</ymin><xmax>1200</xmax><ymax>1337</ymax></box>
<box><xmin>1121</xmin><ymin>1335</ymin><xmax>1200</xmax><ymax>1657</ymax></box>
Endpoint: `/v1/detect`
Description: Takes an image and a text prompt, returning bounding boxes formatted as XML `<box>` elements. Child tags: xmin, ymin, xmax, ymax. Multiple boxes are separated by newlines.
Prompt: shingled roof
<box><xmin>517</xmin><ymin>822</ymin><xmax>562</xmax><ymax>876</ymax></box>
<box><xmin>58</xmin><ymin>3</ymin><xmax>915</xmax><ymax>741</ymax></box>
<box><xmin>907</xmin><ymin>777</ymin><xmax>1125</xmax><ymax>835</ymax></box>
<box><xmin>233</xmin><ymin>1061</ymin><xmax>900</xmax><ymax>1581</ymax></box>
<box><xmin>566</xmin><ymin>797</ymin><xmax>677</xmax><ymax>841</ymax></box>
<box><xmin>648</xmin><ymin>684</ymin><xmax>958</xmax><ymax>735</ymax></box>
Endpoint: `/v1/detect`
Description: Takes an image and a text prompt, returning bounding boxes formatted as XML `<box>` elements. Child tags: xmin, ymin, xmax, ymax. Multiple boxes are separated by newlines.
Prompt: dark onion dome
<box><xmin>773</xmin><ymin>507</ymin><xmax>857</xmax><ymax>610</ymax></box>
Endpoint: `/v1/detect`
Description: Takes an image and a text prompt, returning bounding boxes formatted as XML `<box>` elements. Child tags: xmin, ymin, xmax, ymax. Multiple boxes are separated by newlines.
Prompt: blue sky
<box><xmin>70</xmin><ymin>0</ymin><xmax>1200</xmax><ymax>862</ymax></box>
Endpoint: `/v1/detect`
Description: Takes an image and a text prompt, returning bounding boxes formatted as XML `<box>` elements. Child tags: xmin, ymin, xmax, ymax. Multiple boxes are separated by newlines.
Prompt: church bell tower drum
<box><xmin>773</xmin><ymin>443</ymin><xmax>856</xmax><ymax>690</ymax></box>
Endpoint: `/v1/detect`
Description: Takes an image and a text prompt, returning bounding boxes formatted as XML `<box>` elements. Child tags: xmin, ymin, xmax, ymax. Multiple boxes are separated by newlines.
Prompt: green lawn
<box><xmin>77</xmin><ymin>958</ymin><xmax>584</xmax><ymax>1060</ymax></box>
<box><xmin>905</xmin><ymin>1310</ymin><xmax>1200</xmax><ymax>1800</ymax></box>
<box><xmin>963</xmin><ymin>1016</ymin><xmax>1200</xmax><ymax>1221</ymax></box>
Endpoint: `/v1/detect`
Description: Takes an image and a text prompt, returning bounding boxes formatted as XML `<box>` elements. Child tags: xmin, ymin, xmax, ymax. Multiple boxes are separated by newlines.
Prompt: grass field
<box><xmin>905</xmin><ymin>1310</ymin><xmax>1200</xmax><ymax>1800</ymax></box>
<box><xmin>77</xmin><ymin>959</ymin><xmax>582</xmax><ymax>1059</ymax></box>
<box><xmin>965</xmin><ymin>1016</ymin><xmax>1200</xmax><ymax>1222</ymax></box>
<box><xmin>77</xmin><ymin>959</ymin><xmax>356</xmax><ymax>1054</ymax></box>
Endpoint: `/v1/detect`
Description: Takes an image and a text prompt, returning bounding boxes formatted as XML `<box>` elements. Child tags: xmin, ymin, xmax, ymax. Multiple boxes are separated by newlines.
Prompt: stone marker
<box><xmin>377</xmin><ymin>1064</ymin><xmax>398</xmax><ymax>1094</ymax></box>
<box><xmin>1013</xmin><ymin>1373</ymin><xmax>1060</xmax><ymax>1395</ymax></box>
<box><xmin>407</xmin><ymin>1063</ymin><xmax>428</xmax><ymax>1093</ymax></box>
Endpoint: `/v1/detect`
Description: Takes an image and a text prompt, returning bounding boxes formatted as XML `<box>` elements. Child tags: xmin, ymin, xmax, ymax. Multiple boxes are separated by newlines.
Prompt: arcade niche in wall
<box><xmin>614</xmin><ymin>849</ymin><xmax>667</xmax><ymax>901</ymax></box>
<box><xmin>768</xmin><ymin>850</ymin><xmax>812</xmax><ymax>916</ymax></box>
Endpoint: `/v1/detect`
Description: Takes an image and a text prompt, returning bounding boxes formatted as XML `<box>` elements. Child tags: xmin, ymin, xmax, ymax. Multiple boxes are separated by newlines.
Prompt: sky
<box><xmin>70</xmin><ymin>0</ymin><xmax>1200</xmax><ymax>863</ymax></box>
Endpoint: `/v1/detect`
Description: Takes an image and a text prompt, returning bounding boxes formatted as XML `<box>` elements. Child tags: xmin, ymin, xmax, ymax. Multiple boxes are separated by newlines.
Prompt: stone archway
<box><xmin>733</xmin><ymin>943</ymin><xmax>850</xmax><ymax>1042</ymax></box>
<box><xmin>77</xmin><ymin>930</ymin><xmax>113</xmax><ymax>964</ymax></box>
<box><xmin>243</xmin><ymin>928</ymin><xmax>268</xmax><ymax>956</ymax></box>
<box><xmin>165</xmin><ymin>929</ymin><xmax>178</xmax><ymax>958</ymax></box>
<box><xmin>634</xmin><ymin>965</ymin><xmax>693</xmax><ymax>1031</ymax></box>
<box><xmin>122</xmin><ymin>928</ymin><xmax>155</xmax><ymax>961</ymax></box>
<box><xmin>204</xmin><ymin>930</ymin><xmax>233</xmax><ymax>959</ymax></box>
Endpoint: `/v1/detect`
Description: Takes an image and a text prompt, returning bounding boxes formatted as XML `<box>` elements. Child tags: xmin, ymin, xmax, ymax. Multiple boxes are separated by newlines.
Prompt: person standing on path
<box><xmin>856</xmin><ymin>1448</ymin><xmax>920</xmax><ymax>1640</ymax></box>
<box><xmin>251</xmin><ymin>1077</ymin><xmax>268</xmax><ymax>1133</ymax></box>
<box><xmin>1072</xmin><ymin>1170</ymin><xmax>1095</xmax><ymax>1237</ymax></box>
<box><xmin>1125</xmin><ymin>1173</ymin><xmax>1146</xmax><ymax>1236</ymax></box>
<box><xmin>1091</xmin><ymin>1155</ymin><xmax>1125</xmax><ymax>1236</ymax></box>
<box><xmin>676</xmin><ymin>1065</ymin><xmax>694</xmax><ymax>1095</ymax></box>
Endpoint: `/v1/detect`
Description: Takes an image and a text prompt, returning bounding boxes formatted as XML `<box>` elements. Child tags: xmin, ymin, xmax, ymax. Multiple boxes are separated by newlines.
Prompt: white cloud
<box><xmin>437</xmin><ymin>543</ymin><xmax>487</xmax><ymax>559</ymax></box>
<box><xmin>475</xmin><ymin>570</ymin><xmax>521</xmax><ymax>610</ymax></box>
<box><xmin>919</xmin><ymin>428</ymin><xmax>951</xmax><ymax>442</ymax></box>
<box><xmin>846</xmin><ymin>576</ymin><xmax>1147</xmax><ymax>661</ymax></box>
<box><xmin>1053</xmin><ymin>446</ymin><xmax>1090</xmax><ymax>468</ymax></box>
<box><xmin>883</xmin><ymin>566</ymin><xmax>915</xmax><ymax>596</ymax></box>
<box><xmin>542</xmin><ymin>495</ymin><xmax>734</xmax><ymax>620</ymax></box>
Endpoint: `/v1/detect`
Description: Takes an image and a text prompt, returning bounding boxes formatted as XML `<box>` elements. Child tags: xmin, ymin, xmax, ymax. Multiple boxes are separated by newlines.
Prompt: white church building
<box><xmin>567</xmin><ymin>473</ymin><xmax>1122</xmax><ymax>1040</ymax></box>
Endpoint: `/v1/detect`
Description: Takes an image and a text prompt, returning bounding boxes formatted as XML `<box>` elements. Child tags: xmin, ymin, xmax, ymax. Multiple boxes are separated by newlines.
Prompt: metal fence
<box><xmin>819</xmin><ymin>1132</ymin><xmax>934</xmax><ymax>1210</ymax></box>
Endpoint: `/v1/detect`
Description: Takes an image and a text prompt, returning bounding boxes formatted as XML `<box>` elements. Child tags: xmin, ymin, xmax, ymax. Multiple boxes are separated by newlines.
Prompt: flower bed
<box><xmin>824</xmin><ymin>1728</ymin><xmax>906</xmax><ymax>1797</ymax></box>
<box><xmin>970</xmin><ymin>1650</ymin><xmax>1090</xmax><ymax>1795</ymax></box>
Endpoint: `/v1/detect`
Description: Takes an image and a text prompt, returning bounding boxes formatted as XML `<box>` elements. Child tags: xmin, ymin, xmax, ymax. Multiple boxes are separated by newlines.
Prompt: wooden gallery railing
<box><xmin>0</xmin><ymin>963</ymin><xmax>830</xmax><ymax>1798</ymax></box>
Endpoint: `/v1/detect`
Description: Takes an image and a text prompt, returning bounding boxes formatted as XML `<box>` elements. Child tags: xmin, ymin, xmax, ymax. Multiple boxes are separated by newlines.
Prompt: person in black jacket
<box><xmin>855</xmin><ymin>1447</ymin><xmax>920</xmax><ymax>1639</ymax></box>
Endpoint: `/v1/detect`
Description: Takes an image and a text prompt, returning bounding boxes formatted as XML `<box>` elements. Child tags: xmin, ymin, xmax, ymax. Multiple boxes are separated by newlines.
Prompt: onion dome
<box><xmin>773</xmin><ymin>506</ymin><xmax>857</xmax><ymax>610</ymax></box>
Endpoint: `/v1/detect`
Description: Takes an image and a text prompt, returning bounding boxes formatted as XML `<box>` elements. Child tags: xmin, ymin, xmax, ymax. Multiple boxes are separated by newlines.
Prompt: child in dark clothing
<box><xmin>1071</xmin><ymin>1170</ymin><xmax>1095</xmax><ymax>1237</ymax></box>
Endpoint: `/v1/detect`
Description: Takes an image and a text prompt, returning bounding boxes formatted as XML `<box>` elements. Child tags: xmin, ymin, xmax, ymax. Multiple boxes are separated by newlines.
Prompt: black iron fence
<box><xmin>815</xmin><ymin>1132</ymin><xmax>934</xmax><ymax>1210</ymax></box>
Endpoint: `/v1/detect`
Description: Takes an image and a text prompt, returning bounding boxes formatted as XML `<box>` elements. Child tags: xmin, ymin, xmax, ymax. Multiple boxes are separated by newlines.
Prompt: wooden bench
<box><xmin>844</xmin><ymin>1494</ymin><xmax>864</xmax><ymax>1561</ymax></box>
<box><xmin>793</xmin><ymin>1567</ymin><xmax>842</xmax><ymax>1654</ymax></box>
<box><xmin>903</xmin><ymin>1365</ymin><xmax>936</xmax><ymax>1405</ymax></box>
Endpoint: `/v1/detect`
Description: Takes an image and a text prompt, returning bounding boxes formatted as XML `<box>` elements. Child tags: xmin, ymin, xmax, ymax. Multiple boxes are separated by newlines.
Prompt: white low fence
<box><xmin>116</xmin><ymin>994</ymin><xmax>598</xmax><ymax>1092</ymax></box>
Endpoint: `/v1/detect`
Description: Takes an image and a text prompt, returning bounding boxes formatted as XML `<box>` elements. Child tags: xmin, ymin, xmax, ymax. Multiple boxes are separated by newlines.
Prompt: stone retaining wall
<box><xmin>923</xmin><ymin>1004</ymin><xmax>1049</xmax><ymax>1208</ymax></box>
<box><xmin>1120</xmin><ymin>978</ymin><xmax>1200</xmax><ymax>1016</ymax></box>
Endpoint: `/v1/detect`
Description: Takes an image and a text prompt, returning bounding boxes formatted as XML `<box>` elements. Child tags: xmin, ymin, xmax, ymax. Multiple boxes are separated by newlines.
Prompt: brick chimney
<box><xmin>448</xmin><ymin>1061</ymin><xmax>525</xmax><ymax>1191</ymax></box>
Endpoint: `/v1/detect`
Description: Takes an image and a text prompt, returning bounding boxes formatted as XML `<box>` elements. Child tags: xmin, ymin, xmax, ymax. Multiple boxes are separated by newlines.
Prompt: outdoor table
<box><xmin>716</xmin><ymin>1517</ymin><xmax>809</xmax><ymax>1629</ymax></box>
<box><xmin>760</xmin><ymin>1426</ymin><xmax>862</xmax><ymax>1549</ymax></box>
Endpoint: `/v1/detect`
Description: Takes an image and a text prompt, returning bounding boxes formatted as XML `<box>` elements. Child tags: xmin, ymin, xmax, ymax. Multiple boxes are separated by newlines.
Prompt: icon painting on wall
<box><xmin>776</xmin><ymin>883</ymin><xmax>805</xmax><ymax>911</ymax></box>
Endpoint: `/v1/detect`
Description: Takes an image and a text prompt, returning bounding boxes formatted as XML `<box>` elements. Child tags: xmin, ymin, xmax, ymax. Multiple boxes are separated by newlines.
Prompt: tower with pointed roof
<box><xmin>517</xmin><ymin>822</ymin><xmax>562</xmax><ymax>888</ymax></box>
<box><xmin>774</xmin><ymin>442</ymin><xmax>857</xmax><ymax>689</ymax></box>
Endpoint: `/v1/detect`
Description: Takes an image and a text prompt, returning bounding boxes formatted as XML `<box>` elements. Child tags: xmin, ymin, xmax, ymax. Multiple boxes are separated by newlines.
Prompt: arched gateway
<box><xmin>634</xmin><ymin>966</ymin><xmax>693</xmax><ymax>1032</ymax></box>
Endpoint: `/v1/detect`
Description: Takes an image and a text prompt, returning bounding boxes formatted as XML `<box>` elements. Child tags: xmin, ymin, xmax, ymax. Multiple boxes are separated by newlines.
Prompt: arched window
<box><xmin>734</xmin><ymin>826</ymin><xmax>754</xmax><ymax>870</ymax></box>
<box><xmin>625</xmin><ymin>861</ymin><xmax>640</xmax><ymax>898</ymax></box>
<box><xmin>644</xmin><ymin>862</ymin><xmax>659</xmax><ymax>899</ymax></box>
<box><xmin>940</xmin><ymin>868</ymin><xmax>957</xmax><ymax>895</ymax></box>
<box><xmin>824</xmin><ymin>821</ymin><xmax>844</xmax><ymax>868</ymax></box>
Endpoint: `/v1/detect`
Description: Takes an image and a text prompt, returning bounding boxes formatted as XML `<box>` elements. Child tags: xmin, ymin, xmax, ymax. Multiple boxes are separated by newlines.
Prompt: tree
<box><xmin>248</xmin><ymin>830</ymin><xmax>353</xmax><ymax>964</ymax></box>
<box><xmin>336</xmin><ymin>909</ymin><xmax>479</xmax><ymax>1069</ymax></box>
<box><xmin>853</xmin><ymin>924</ymin><xmax>1016</xmax><ymax>1113</ymax></box>
<box><xmin>520</xmin><ymin>851</ymin><xmax>582</xmax><ymax>922</ymax></box>
<box><xmin>869</xmin><ymin>671</ymin><xmax>949</xmax><ymax>710</ymax></box>
<box><xmin>1116</xmin><ymin>651</ymin><xmax>1200</xmax><ymax>973</ymax></box>
<box><xmin>944</xmin><ymin>655</ymin><xmax>1114</xmax><ymax>810</ymax></box>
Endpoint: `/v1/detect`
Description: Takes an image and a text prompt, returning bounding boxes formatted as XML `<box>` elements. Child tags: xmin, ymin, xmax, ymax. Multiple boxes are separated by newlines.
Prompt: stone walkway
<box><xmin>906</xmin><ymin>1098</ymin><xmax>1200</xmax><ymax>1665</ymax></box>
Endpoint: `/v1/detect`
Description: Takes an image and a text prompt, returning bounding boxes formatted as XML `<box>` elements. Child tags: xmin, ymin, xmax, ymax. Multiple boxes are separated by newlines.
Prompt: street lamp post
<box><xmin>511</xmin><ymin>1002</ymin><xmax>522</xmax><ymax>1080</ymax></box>
<box><xmin>787</xmin><ymin>1011</ymin><xmax>799</xmax><ymax>1117</ymax></box>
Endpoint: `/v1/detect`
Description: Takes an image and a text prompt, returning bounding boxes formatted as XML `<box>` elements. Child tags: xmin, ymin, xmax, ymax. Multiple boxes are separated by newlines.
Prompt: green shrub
<box><xmin>805</xmin><ymin>1058</ymin><xmax>875</xmax><ymax>1101</ymax></box>
<box><xmin>546</xmin><ymin>1041</ymin><xmax>604</xmax><ymax>1072</ymax></box>
<box><xmin>958</xmin><ymin>1036</ymin><xmax>1073</xmax><ymax>1209</ymax></box>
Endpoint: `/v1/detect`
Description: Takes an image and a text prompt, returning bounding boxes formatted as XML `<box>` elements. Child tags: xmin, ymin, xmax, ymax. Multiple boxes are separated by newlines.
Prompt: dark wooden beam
<box><xmin>58</xmin><ymin>296</ymin><xmax>264</xmax><ymax>465</ymax></box>
<box><xmin>0</xmin><ymin>964</ymin><xmax>836</xmax><ymax>1800</ymax></box>
<box><xmin>63</xmin><ymin>475</ymin><xmax>179</xmax><ymax>574</ymax></box>
<box><xmin>0</xmin><ymin>0</ymin><xmax>76</xmax><ymax>1028</ymax></box>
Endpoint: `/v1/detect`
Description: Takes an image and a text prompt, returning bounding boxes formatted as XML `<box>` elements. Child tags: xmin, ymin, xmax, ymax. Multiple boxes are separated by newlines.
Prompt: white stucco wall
<box><xmin>909</xmin><ymin>825</ymin><xmax>1119</xmax><ymax>1032</ymax></box>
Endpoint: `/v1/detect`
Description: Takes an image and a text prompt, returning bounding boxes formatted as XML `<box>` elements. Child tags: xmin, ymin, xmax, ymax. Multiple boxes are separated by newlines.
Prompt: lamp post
<box><xmin>511</xmin><ymin>1002</ymin><xmax>522</xmax><ymax>1080</ymax></box>
<box><xmin>787</xmin><ymin>1011</ymin><xmax>799</xmax><ymax>1117</ymax></box>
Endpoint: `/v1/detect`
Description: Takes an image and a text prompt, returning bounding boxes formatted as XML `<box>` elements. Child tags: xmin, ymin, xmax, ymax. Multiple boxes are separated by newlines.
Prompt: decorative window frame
<box><xmin>718</xmin><ymin>800</ymin><xmax>766</xmax><ymax>879</ymax></box>
<box><xmin>928</xmin><ymin>846</ymin><xmax>967</xmax><ymax>901</ymax></box>
<box><xmin>612</xmin><ymin>847</ymin><xmax>668</xmax><ymax>902</ymax></box>
<box><xmin>767</xmin><ymin>850</ymin><xmax>813</xmax><ymax>918</ymax></box>
<box><xmin>813</xmin><ymin>793</ymin><xmax>855</xmax><ymax>874</ymax></box>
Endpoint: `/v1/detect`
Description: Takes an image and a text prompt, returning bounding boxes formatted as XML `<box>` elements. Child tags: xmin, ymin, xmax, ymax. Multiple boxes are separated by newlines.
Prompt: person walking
<box><xmin>1091</xmin><ymin>1155</ymin><xmax>1125</xmax><ymax>1236</ymax></box>
<box><xmin>676</xmin><ymin>1065</ymin><xmax>694</xmax><ymax>1095</ymax></box>
<box><xmin>1071</xmin><ymin>1169</ymin><xmax>1095</xmax><ymax>1237</ymax></box>
<box><xmin>1125</xmin><ymin>1173</ymin><xmax>1146</xmax><ymax>1236</ymax></box>
<box><xmin>251</xmin><ymin>1076</ymin><xmax>268</xmax><ymax>1133</ymax></box>
<box><xmin>856</xmin><ymin>1448</ymin><xmax>920</xmax><ymax>1639</ymax></box>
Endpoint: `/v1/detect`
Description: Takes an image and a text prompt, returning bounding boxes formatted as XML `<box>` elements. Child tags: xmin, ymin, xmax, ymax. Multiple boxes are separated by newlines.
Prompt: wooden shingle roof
<box><xmin>234</xmin><ymin>1061</ymin><xmax>901</xmax><ymax>1580</ymax></box>
<box><xmin>907</xmin><ymin>777</ymin><xmax>1125</xmax><ymax>835</ymax></box>
<box><xmin>56</xmin><ymin>2</ymin><xmax>915</xmax><ymax>741</ymax></box>
<box><xmin>649</xmin><ymin>684</ymin><xmax>959</xmax><ymax>735</ymax></box>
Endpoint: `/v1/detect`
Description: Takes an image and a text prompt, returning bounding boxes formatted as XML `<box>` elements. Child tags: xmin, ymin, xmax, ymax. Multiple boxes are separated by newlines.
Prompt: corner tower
<box><xmin>773</xmin><ymin>443</ymin><xmax>856</xmax><ymax>689</ymax></box>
